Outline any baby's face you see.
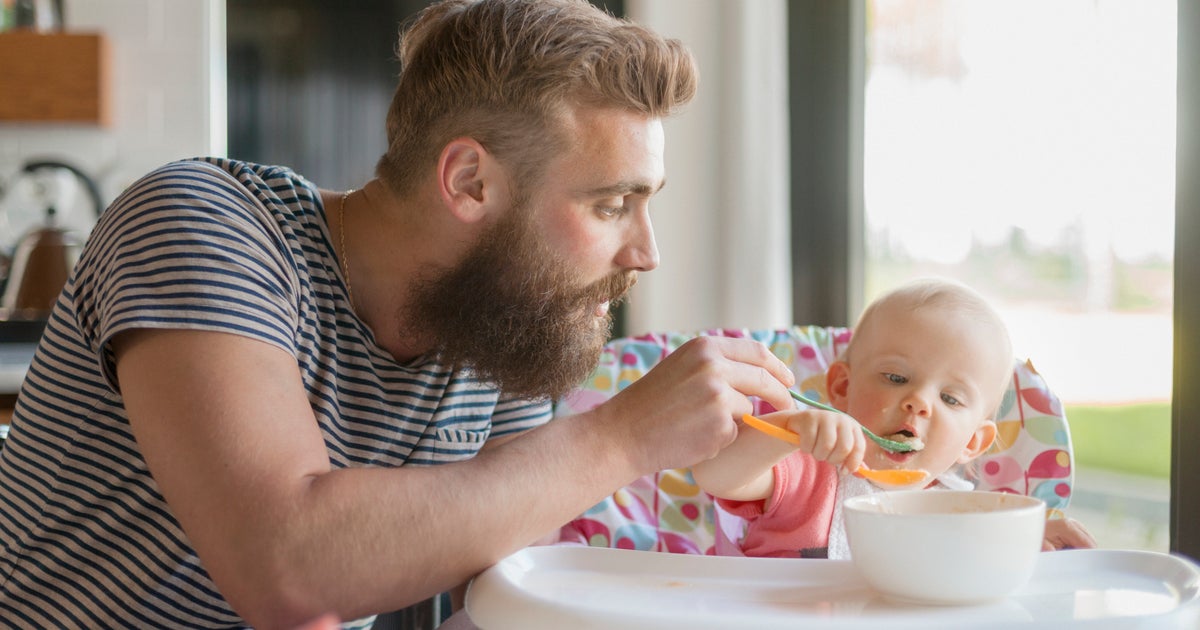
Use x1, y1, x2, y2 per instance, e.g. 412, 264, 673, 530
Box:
839, 304, 1010, 479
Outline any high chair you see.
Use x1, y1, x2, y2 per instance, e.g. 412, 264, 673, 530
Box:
552, 326, 1075, 555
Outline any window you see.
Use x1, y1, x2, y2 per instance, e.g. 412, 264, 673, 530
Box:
863, 0, 1177, 552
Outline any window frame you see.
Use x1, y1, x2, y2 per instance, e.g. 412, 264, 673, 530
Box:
1172, 0, 1199, 561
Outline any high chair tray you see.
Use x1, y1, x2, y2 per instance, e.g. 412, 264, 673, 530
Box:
465, 546, 1200, 629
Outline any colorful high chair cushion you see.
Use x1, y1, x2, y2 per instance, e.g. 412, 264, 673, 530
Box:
552, 326, 1074, 555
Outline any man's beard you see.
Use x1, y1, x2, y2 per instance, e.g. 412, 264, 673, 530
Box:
401, 204, 637, 400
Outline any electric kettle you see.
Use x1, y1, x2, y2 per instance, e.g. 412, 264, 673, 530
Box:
0, 160, 103, 320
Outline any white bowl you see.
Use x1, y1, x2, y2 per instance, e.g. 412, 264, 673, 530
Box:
842, 490, 1046, 605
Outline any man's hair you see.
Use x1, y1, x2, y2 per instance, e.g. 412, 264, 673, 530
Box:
375, 0, 699, 196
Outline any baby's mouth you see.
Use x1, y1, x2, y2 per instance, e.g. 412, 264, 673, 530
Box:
883, 428, 925, 452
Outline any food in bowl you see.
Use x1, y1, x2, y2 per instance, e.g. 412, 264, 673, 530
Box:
842, 490, 1045, 605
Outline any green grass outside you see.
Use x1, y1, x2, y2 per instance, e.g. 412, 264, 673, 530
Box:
1065, 402, 1171, 479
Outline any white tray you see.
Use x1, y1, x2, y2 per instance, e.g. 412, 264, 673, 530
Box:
466, 546, 1200, 629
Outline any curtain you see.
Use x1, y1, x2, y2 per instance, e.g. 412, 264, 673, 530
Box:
623, 0, 792, 334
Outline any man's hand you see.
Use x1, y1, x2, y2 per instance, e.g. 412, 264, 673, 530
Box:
589, 336, 796, 475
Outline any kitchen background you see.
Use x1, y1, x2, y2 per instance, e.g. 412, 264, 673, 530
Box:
0, 0, 223, 240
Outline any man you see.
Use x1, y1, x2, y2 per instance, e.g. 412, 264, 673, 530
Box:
0, 1, 796, 628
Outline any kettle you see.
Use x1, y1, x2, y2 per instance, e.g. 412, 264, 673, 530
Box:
0, 160, 103, 320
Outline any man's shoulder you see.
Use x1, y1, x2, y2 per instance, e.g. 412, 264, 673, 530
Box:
131, 158, 321, 223
153, 157, 310, 190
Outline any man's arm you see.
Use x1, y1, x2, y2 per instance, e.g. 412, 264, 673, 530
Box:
114, 329, 794, 629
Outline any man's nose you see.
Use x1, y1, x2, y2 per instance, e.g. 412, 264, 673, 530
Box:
618, 212, 659, 272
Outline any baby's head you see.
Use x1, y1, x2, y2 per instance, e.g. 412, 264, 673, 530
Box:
826, 278, 1013, 481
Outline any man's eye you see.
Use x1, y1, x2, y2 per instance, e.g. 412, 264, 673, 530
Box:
885, 373, 906, 384
941, 393, 962, 407
597, 206, 625, 217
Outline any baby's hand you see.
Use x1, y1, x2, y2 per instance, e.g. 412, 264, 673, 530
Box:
784, 409, 866, 474
1043, 517, 1097, 551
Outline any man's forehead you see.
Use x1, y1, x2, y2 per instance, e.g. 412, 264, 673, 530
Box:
516, 107, 666, 207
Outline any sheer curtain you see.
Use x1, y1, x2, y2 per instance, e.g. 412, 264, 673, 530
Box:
623, 0, 792, 335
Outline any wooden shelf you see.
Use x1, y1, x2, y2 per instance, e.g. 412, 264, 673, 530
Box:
0, 31, 110, 125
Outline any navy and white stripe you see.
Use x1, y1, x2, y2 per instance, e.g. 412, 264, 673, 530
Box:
0, 158, 551, 628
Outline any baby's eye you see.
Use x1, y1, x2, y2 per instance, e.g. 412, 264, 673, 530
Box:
884, 373, 906, 384
941, 393, 962, 407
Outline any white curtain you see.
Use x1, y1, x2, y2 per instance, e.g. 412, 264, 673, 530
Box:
623, 0, 792, 336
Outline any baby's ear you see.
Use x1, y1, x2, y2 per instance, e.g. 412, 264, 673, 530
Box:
958, 419, 998, 463
826, 361, 851, 409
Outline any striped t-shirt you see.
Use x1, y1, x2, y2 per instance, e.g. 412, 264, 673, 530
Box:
0, 158, 552, 628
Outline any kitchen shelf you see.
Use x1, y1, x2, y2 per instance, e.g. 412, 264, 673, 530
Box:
0, 31, 110, 124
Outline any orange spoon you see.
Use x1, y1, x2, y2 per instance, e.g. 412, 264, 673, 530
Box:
741, 414, 929, 487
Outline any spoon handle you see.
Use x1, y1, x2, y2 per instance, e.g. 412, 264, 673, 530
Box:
741, 413, 800, 445
788, 390, 916, 454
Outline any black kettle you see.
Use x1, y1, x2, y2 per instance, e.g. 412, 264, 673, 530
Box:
0, 160, 103, 320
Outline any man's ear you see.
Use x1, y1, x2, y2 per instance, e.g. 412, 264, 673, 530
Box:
958, 420, 998, 464
826, 361, 851, 410
437, 137, 508, 223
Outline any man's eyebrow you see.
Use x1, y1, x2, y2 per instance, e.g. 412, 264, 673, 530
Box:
580, 179, 667, 198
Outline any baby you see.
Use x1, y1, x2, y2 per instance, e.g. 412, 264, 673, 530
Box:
692, 278, 1094, 558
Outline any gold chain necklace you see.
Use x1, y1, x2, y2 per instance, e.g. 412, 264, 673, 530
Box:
338, 189, 355, 307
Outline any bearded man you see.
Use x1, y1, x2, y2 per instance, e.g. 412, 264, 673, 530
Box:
0, 1, 796, 628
